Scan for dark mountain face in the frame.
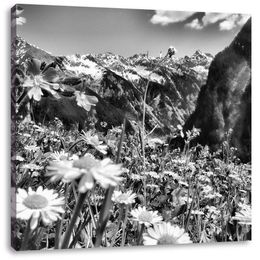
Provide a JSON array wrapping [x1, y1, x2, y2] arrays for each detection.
[[184, 19, 251, 162], [12, 36, 55, 64], [15, 36, 213, 135]]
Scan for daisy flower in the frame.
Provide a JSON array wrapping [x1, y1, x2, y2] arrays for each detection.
[[143, 222, 192, 245], [49, 150, 69, 161], [147, 138, 164, 148], [191, 210, 204, 215], [130, 174, 143, 181], [89, 158, 123, 191], [46, 160, 83, 183], [232, 204, 251, 225], [163, 171, 180, 180], [22, 163, 43, 171], [47, 155, 123, 192], [24, 145, 40, 152], [143, 171, 160, 179], [131, 206, 162, 227], [112, 190, 136, 205], [16, 186, 64, 230], [146, 184, 159, 190], [80, 130, 108, 154]]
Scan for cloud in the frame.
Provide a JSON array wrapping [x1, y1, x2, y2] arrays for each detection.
[[185, 18, 203, 30], [189, 13, 250, 30], [150, 11, 194, 26], [202, 13, 230, 26], [150, 10, 250, 31], [219, 14, 250, 30]]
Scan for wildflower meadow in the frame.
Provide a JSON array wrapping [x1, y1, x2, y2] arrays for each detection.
[[11, 4, 251, 251], [11, 76, 251, 249]]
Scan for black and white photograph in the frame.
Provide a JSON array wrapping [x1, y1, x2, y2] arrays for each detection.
[[10, 3, 251, 251]]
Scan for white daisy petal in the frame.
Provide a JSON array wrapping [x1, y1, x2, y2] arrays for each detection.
[[143, 222, 192, 245], [17, 188, 28, 199], [15, 187, 65, 230], [30, 216, 39, 230], [17, 208, 33, 220]]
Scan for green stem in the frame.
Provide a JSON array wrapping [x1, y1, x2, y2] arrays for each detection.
[[141, 55, 168, 206], [61, 192, 88, 249], [120, 205, 129, 247], [55, 183, 69, 249], [69, 212, 91, 248], [54, 220, 62, 249], [94, 119, 126, 247], [185, 184, 197, 231], [94, 187, 114, 247], [86, 197, 97, 229], [137, 224, 145, 246], [20, 218, 32, 251], [67, 139, 85, 152]]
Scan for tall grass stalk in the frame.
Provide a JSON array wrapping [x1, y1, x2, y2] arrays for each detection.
[[141, 54, 168, 206], [94, 117, 126, 247], [61, 191, 88, 249], [55, 183, 69, 249]]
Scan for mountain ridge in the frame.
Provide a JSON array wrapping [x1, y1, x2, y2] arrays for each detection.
[[183, 18, 251, 161], [14, 36, 213, 135]]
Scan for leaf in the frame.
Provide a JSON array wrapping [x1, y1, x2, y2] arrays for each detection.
[[61, 77, 82, 86], [26, 58, 41, 76], [58, 83, 76, 95], [42, 67, 60, 83], [172, 204, 187, 217]]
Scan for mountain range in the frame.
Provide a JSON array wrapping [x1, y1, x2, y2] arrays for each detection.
[[14, 35, 213, 135]]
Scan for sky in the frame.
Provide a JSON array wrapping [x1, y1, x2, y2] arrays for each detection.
[[16, 4, 250, 58]]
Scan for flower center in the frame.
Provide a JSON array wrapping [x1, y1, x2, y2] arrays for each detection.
[[59, 155, 67, 160], [34, 75, 42, 86], [117, 194, 129, 203], [157, 235, 177, 245], [138, 211, 153, 222], [73, 156, 98, 171], [23, 194, 48, 209]]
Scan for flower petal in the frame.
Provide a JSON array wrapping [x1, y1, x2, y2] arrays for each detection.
[[30, 216, 39, 230], [27, 86, 43, 101]]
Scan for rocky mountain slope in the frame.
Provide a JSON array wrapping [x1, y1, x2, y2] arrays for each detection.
[[184, 18, 251, 161], [14, 36, 213, 135]]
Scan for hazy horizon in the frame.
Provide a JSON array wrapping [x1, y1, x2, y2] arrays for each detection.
[[17, 4, 250, 58]]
